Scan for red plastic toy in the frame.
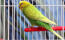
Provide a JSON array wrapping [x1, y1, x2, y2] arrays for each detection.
[[24, 26, 65, 32]]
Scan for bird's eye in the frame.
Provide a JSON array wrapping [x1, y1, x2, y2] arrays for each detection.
[[21, 3, 23, 5], [20, 3, 23, 6]]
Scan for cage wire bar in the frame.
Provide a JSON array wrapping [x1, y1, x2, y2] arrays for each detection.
[[61, 0, 63, 39], [39, 4, 44, 40], [52, 0, 54, 40], [3, 0, 5, 40], [60, 0, 62, 39], [12, 0, 14, 40], [8, 0, 10, 40], [27, 0, 30, 40], [57, 0, 58, 40], [19, 0, 21, 40], [44, 0, 48, 40], [16, 0, 19, 40], [0, 0, 1, 39], [49, 0, 50, 40], [62, 0, 64, 39], [0, 0, 65, 40]]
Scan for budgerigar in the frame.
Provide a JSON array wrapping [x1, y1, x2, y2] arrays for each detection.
[[19, 1, 64, 40]]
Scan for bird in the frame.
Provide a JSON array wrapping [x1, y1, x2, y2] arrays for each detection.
[[19, 1, 64, 40]]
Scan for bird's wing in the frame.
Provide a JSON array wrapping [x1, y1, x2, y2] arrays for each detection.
[[23, 6, 56, 25]]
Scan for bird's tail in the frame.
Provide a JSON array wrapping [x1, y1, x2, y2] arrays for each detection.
[[50, 30, 64, 40], [29, 20, 64, 40]]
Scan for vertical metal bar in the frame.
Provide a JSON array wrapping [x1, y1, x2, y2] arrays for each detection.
[[0, 0, 1, 38], [28, 16, 29, 40], [62, 0, 64, 39], [19, 0, 21, 39], [24, 16, 25, 40], [45, 4, 47, 40], [12, 0, 15, 40], [49, 0, 50, 40], [28, 0, 30, 40], [39, 0, 44, 40], [61, 0, 62, 38], [53, 0, 54, 40], [8, 0, 10, 40], [20, 7, 22, 40], [14, 0, 15, 40], [36, 6, 38, 40], [27, 0, 29, 40], [39, 6, 43, 40], [17, 0, 18, 40], [36, 0, 37, 5], [20, 0, 21, 40], [32, 0, 33, 5], [32, 0, 33, 40], [12, 0, 14, 40], [3, 0, 5, 40], [61, 0, 64, 39], [24, 0, 25, 40], [57, 0, 58, 40], [40, 31, 43, 40]]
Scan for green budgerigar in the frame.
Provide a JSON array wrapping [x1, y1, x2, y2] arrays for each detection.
[[19, 1, 64, 40]]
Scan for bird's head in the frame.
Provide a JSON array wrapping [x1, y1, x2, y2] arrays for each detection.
[[19, 1, 31, 10]]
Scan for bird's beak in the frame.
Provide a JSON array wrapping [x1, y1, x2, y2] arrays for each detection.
[[19, 5, 23, 9]]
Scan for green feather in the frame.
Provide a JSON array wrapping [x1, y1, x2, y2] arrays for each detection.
[[29, 19, 52, 31], [29, 19, 64, 40], [23, 5, 56, 25]]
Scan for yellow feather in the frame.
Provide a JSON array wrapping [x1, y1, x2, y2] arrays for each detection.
[[51, 30, 64, 40]]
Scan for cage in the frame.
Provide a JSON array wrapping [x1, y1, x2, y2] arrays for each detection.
[[0, 0, 65, 40]]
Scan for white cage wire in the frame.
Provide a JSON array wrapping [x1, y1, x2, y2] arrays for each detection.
[[0, 0, 65, 40]]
